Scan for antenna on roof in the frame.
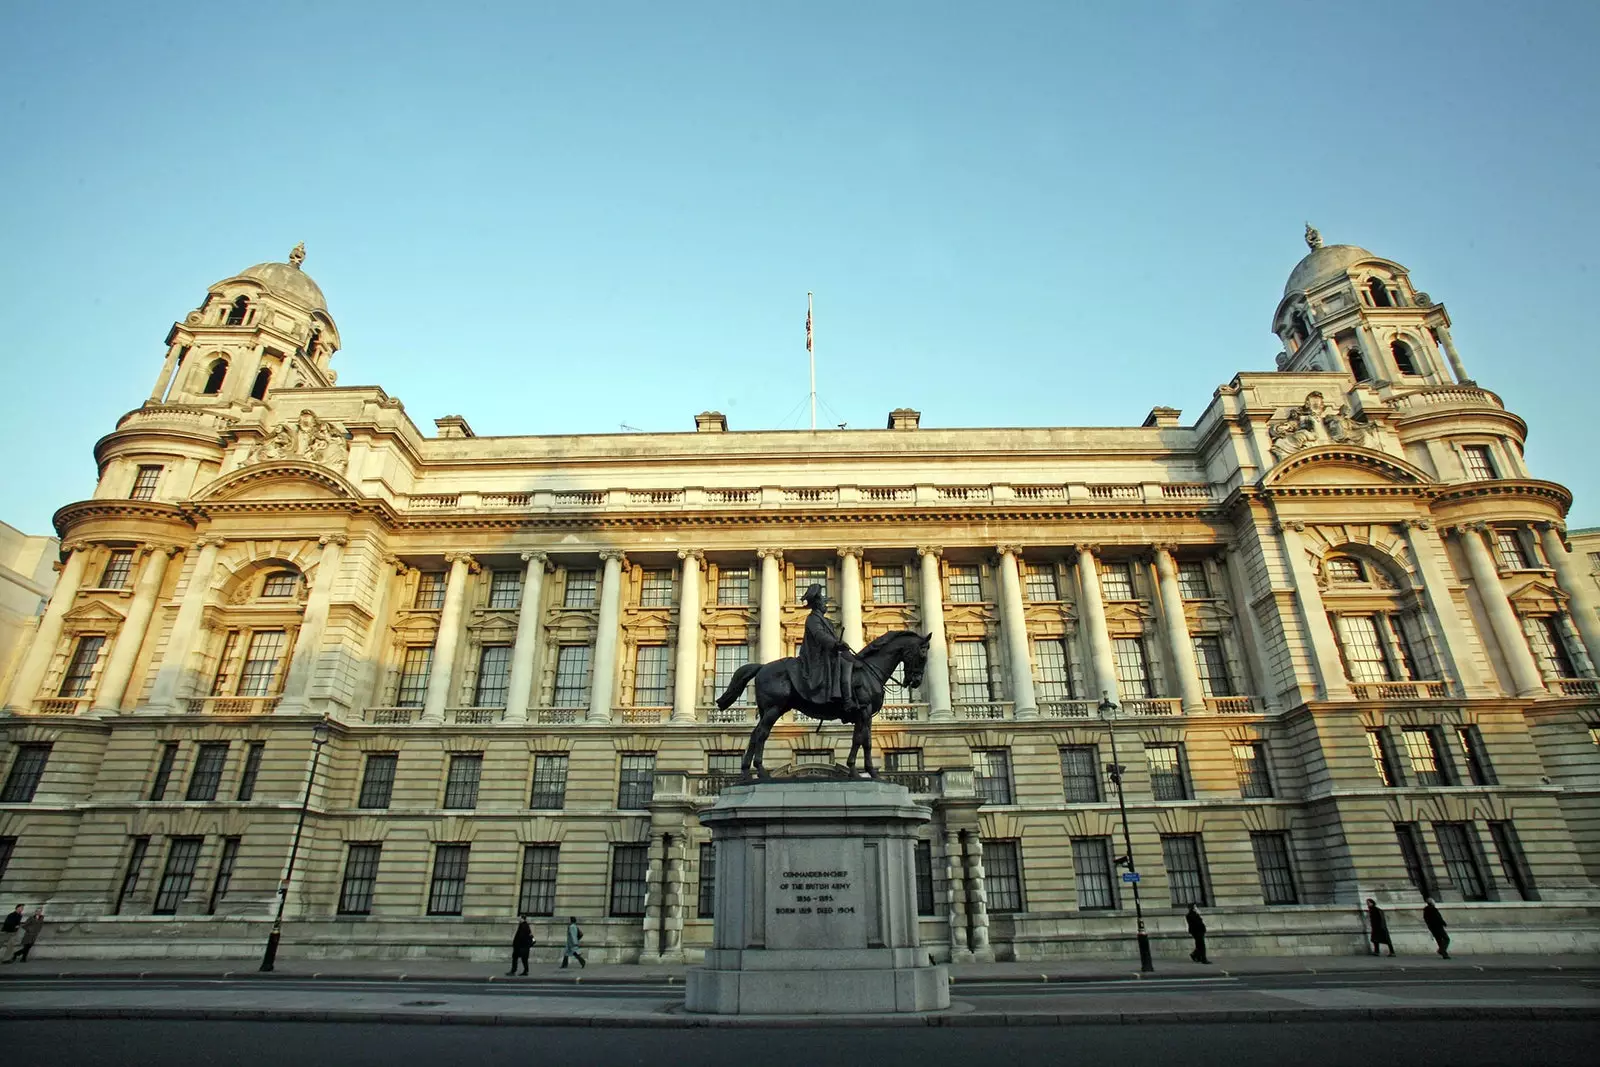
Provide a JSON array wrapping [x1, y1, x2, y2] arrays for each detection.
[[620, 423, 642, 432]]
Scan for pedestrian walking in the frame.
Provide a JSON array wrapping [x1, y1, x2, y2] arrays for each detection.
[[560, 916, 586, 968], [507, 915, 533, 976], [0, 905, 22, 964], [1422, 898, 1450, 959], [1186, 903, 1210, 964], [1366, 899, 1395, 956], [13, 909, 45, 963]]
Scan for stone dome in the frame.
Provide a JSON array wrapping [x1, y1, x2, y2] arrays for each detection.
[[1283, 243, 1378, 297], [217, 245, 327, 311]]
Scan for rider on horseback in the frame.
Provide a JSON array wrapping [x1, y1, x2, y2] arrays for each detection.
[[795, 583, 865, 719]]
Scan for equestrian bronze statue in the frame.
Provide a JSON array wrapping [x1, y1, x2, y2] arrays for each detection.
[[714, 583, 931, 779]]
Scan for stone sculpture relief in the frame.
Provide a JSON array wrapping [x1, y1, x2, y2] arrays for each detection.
[[246, 408, 349, 471], [1267, 390, 1379, 459]]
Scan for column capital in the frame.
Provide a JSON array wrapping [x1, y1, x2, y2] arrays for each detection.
[[444, 551, 480, 572], [520, 550, 553, 571], [1463, 521, 1491, 534], [995, 544, 1025, 558], [194, 535, 228, 549], [62, 539, 92, 554], [318, 534, 349, 548], [836, 546, 863, 559], [382, 554, 409, 575], [1273, 521, 1305, 534], [1151, 542, 1179, 556], [916, 545, 943, 559], [756, 547, 784, 562], [1071, 542, 1101, 556], [140, 542, 183, 558], [598, 549, 627, 564], [1534, 520, 1563, 535], [1402, 518, 1433, 532], [677, 548, 705, 566]]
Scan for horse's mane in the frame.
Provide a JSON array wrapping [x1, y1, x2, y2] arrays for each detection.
[[858, 629, 919, 657]]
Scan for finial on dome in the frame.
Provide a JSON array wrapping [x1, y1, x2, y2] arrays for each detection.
[[288, 242, 306, 270], [1304, 222, 1323, 250]]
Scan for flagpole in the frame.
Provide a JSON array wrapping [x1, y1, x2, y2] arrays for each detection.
[[807, 291, 816, 431]]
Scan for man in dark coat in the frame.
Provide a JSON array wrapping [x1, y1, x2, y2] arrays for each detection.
[[794, 584, 861, 716], [507, 915, 533, 976], [0, 905, 22, 964], [1186, 903, 1210, 963], [1422, 898, 1450, 959], [1366, 899, 1395, 956]]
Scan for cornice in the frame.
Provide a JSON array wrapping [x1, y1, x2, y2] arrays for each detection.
[[1430, 479, 1571, 511], [53, 500, 194, 540]]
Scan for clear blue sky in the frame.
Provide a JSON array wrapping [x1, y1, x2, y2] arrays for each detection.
[[3, 1, 1597, 534]]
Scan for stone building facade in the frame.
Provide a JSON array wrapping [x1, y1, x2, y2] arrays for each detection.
[[2, 230, 1599, 961], [0, 521, 59, 699]]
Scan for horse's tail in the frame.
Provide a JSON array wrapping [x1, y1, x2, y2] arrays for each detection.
[[715, 662, 762, 710]]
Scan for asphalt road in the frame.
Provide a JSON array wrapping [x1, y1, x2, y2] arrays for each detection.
[[5, 1019, 1597, 1067]]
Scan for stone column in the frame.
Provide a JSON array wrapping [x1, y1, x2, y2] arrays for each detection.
[[943, 829, 972, 962], [94, 544, 177, 712], [422, 552, 476, 722], [641, 833, 667, 963], [1218, 543, 1276, 710], [149, 344, 181, 403], [147, 536, 225, 710], [995, 546, 1038, 718], [1538, 523, 1600, 669], [661, 834, 686, 961], [357, 555, 406, 712], [589, 550, 626, 722], [1152, 545, 1207, 714], [1455, 524, 1545, 697], [673, 550, 704, 723], [278, 535, 347, 711], [1073, 545, 1121, 703], [963, 832, 993, 962], [918, 547, 952, 720], [1275, 523, 1353, 701], [1402, 520, 1488, 696], [505, 551, 549, 723], [757, 549, 783, 663], [4, 541, 92, 710], [1435, 324, 1471, 383], [838, 547, 865, 649]]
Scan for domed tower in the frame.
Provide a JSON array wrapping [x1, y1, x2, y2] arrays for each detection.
[[150, 243, 341, 408]]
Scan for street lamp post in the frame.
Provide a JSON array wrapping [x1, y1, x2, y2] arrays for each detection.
[[1101, 695, 1154, 973], [260, 717, 331, 972]]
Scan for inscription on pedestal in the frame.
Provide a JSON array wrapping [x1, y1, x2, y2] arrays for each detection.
[[766, 843, 870, 948], [774, 869, 856, 919]]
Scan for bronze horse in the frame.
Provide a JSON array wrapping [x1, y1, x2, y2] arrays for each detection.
[[714, 630, 932, 780]]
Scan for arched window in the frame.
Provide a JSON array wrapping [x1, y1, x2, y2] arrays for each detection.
[[250, 367, 272, 400], [202, 359, 228, 395], [1326, 556, 1367, 583], [1348, 349, 1372, 382], [226, 296, 250, 326], [304, 326, 323, 361], [1391, 339, 1418, 376], [260, 570, 301, 598], [1365, 277, 1392, 308]]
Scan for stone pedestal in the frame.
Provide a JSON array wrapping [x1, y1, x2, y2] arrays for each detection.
[[685, 779, 950, 1014]]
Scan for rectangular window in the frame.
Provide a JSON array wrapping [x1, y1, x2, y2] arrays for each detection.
[[972, 748, 1013, 805], [260, 571, 299, 598], [1146, 743, 1190, 801], [1112, 637, 1153, 698], [338, 843, 382, 915], [913, 840, 935, 915], [1391, 613, 1441, 682], [1033, 639, 1075, 701], [58, 635, 106, 698], [1024, 563, 1059, 602], [639, 569, 675, 607], [1457, 726, 1497, 786], [609, 844, 649, 917], [1059, 745, 1101, 803], [357, 752, 398, 809], [1176, 561, 1210, 600], [1487, 821, 1538, 901], [236, 742, 264, 801], [114, 836, 150, 915], [153, 836, 203, 914], [1072, 837, 1117, 910], [149, 743, 179, 801], [473, 645, 512, 707], [563, 569, 598, 608], [983, 839, 1024, 913], [130, 465, 162, 500], [207, 836, 240, 915], [1, 743, 52, 802], [1461, 445, 1498, 481], [427, 844, 470, 915], [1403, 726, 1455, 786], [1192, 635, 1233, 697], [884, 748, 924, 772], [707, 751, 744, 776], [1161, 834, 1209, 906], [395, 646, 434, 707], [487, 568, 523, 610], [185, 742, 229, 801], [1250, 832, 1298, 904], [1232, 741, 1273, 798], [951, 640, 991, 703], [530, 753, 569, 809], [519, 844, 560, 916], [717, 568, 750, 606], [210, 631, 242, 695], [1527, 616, 1578, 679], [617, 753, 657, 808], [1367, 728, 1406, 787], [1395, 822, 1436, 898], [236, 630, 287, 697], [0, 836, 14, 885], [947, 564, 983, 603], [794, 748, 833, 766], [698, 842, 717, 918], [713, 644, 751, 706], [414, 572, 447, 610], [793, 566, 829, 602], [443, 753, 483, 809], [100, 549, 135, 589], [552, 645, 593, 706], [1335, 615, 1395, 683], [1494, 530, 1534, 571], [1099, 561, 1135, 601], [871, 565, 907, 604], [1434, 822, 1489, 901], [632, 645, 669, 706]]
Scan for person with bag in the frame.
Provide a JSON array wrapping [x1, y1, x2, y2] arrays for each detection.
[[561, 916, 586, 969]]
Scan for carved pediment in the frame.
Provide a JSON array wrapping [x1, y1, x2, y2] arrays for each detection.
[[1506, 578, 1567, 613], [62, 600, 127, 625], [1265, 446, 1430, 489], [194, 461, 360, 503]]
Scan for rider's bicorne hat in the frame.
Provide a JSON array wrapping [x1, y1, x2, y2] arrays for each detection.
[[800, 583, 826, 608]]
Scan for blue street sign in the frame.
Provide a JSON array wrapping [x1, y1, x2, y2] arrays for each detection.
[[1121, 872, 1141, 883]]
